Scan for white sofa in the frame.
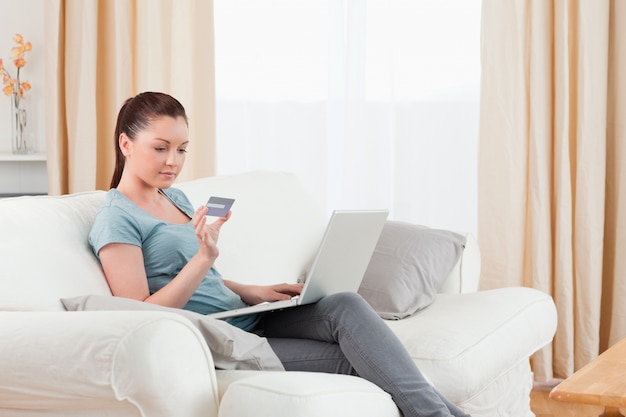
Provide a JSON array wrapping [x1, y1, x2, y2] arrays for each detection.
[[0, 171, 557, 417]]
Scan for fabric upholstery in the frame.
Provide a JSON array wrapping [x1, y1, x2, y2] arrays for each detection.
[[218, 372, 402, 417], [386, 287, 557, 405], [358, 221, 466, 319], [0, 311, 219, 417], [0, 191, 110, 311], [62, 295, 284, 371]]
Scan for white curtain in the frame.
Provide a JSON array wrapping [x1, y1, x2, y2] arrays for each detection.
[[213, 0, 481, 232]]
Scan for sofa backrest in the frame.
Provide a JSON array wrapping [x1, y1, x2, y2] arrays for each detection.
[[0, 191, 111, 311], [177, 171, 481, 293], [0, 171, 328, 312], [0, 171, 480, 313], [174, 171, 328, 286]]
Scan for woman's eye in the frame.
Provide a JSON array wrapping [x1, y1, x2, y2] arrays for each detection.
[[155, 147, 166, 152], [178, 148, 188, 154]]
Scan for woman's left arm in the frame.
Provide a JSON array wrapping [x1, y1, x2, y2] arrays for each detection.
[[223, 280, 303, 306]]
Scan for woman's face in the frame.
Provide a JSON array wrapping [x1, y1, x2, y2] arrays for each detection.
[[121, 115, 189, 189]]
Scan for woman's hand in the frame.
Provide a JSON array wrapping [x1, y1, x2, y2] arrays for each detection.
[[224, 281, 304, 306], [192, 206, 231, 261], [207, 209, 231, 242]]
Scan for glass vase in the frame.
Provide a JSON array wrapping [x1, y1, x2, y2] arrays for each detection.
[[11, 93, 32, 154]]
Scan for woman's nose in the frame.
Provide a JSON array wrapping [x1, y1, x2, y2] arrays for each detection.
[[166, 150, 179, 165]]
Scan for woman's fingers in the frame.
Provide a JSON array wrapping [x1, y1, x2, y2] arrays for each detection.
[[207, 210, 232, 242], [273, 283, 304, 296], [195, 214, 207, 236], [192, 205, 209, 228]]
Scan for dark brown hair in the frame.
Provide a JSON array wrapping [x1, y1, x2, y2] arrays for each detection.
[[110, 92, 188, 189]]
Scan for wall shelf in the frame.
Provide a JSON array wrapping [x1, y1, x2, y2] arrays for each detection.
[[0, 152, 48, 195], [0, 152, 47, 162]]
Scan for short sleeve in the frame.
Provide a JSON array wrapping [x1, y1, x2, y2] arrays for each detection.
[[88, 204, 142, 258]]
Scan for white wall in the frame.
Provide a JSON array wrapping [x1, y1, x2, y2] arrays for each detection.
[[0, 0, 45, 154]]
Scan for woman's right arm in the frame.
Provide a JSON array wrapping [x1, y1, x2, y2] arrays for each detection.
[[98, 242, 214, 309], [98, 205, 227, 309]]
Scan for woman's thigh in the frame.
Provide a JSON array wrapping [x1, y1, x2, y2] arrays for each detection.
[[266, 337, 356, 375], [259, 292, 392, 376], [259, 292, 379, 341], [259, 293, 367, 375]]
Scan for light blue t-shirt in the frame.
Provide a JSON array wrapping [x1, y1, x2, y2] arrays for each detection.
[[88, 188, 260, 331]]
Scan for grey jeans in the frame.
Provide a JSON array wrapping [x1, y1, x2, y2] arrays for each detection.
[[256, 292, 470, 417]]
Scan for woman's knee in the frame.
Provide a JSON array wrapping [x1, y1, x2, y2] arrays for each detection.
[[319, 292, 376, 317], [325, 291, 364, 305]]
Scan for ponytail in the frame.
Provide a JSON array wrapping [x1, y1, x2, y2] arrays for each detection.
[[110, 98, 133, 189]]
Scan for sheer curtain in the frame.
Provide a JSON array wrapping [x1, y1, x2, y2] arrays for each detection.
[[214, 0, 481, 232]]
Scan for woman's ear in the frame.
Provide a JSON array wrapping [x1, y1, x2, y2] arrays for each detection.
[[119, 133, 132, 157]]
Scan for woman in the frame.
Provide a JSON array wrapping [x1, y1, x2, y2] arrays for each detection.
[[89, 91, 470, 417]]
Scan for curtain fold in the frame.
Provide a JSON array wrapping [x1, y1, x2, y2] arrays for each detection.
[[603, 0, 626, 350], [479, 0, 626, 381], [44, 0, 215, 195]]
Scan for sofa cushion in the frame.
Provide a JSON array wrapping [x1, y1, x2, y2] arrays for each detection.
[[218, 372, 401, 417], [61, 295, 284, 371], [386, 286, 557, 405], [358, 221, 466, 319], [0, 192, 111, 312]]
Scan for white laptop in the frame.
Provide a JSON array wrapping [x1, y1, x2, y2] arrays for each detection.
[[208, 209, 389, 319]]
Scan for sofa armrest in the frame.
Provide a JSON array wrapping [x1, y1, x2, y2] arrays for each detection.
[[438, 232, 481, 294], [0, 311, 219, 417]]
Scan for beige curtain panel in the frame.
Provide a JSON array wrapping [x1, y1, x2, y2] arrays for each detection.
[[479, 0, 626, 381], [44, 0, 216, 195]]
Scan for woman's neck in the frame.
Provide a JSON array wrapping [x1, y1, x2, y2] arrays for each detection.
[[115, 178, 161, 206], [115, 179, 190, 223]]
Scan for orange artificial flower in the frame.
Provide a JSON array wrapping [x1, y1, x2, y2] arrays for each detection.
[[1, 33, 32, 97], [11, 46, 23, 60]]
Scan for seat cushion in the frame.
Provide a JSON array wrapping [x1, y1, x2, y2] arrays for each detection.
[[217, 371, 401, 417], [386, 287, 557, 404]]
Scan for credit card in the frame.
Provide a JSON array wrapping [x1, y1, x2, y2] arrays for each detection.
[[205, 196, 235, 217]]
